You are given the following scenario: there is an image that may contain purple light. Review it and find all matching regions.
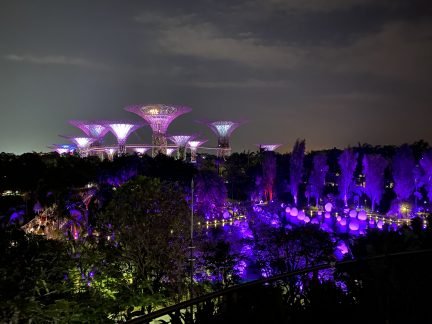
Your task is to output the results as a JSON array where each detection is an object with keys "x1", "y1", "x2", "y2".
[
  {"x1": 257, "y1": 144, "x2": 282, "y2": 151},
  {"x1": 69, "y1": 120, "x2": 109, "y2": 139},
  {"x1": 201, "y1": 120, "x2": 244, "y2": 157},
  {"x1": 169, "y1": 135, "x2": 195, "y2": 146},
  {"x1": 188, "y1": 139, "x2": 207, "y2": 162},
  {"x1": 125, "y1": 104, "x2": 191, "y2": 156},
  {"x1": 49, "y1": 144, "x2": 76, "y2": 154},
  {"x1": 166, "y1": 148, "x2": 176, "y2": 156},
  {"x1": 134, "y1": 147, "x2": 150, "y2": 155},
  {"x1": 105, "y1": 122, "x2": 143, "y2": 154}
]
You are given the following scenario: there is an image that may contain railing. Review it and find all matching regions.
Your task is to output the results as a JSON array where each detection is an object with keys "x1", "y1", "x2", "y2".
[{"x1": 127, "y1": 248, "x2": 432, "y2": 323}]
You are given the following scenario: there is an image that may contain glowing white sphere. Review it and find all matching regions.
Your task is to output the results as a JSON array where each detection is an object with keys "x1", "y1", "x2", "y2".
[
  {"x1": 304, "y1": 216, "x2": 310, "y2": 223},
  {"x1": 336, "y1": 216, "x2": 342, "y2": 222},
  {"x1": 349, "y1": 219, "x2": 360, "y2": 231},
  {"x1": 377, "y1": 220, "x2": 384, "y2": 229},
  {"x1": 325, "y1": 212, "x2": 331, "y2": 219},
  {"x1": 349, "y1": 210, "x2": 357, "y2": 218},
  {"x1": 340, "y1": 218, "x2": 347, "y2": 226},
  {"x1": 297, "y1": 210, "x2": 305, "y2": 221},
  {"x1": 285, "y1": 207, "x2": 291, "y2": 214},
  {"x1": 358, "y1": 210, "x2": 367, "y2": 221},
  {"x1": 223, "y1": 211, "x2": 230, "y2": 219},
  {"x1": 369, "y1": 219, "x2": 375, "y2": 225},
  {"x1": 324, "y1": 202, "x2": 333, "y2": 212},
  {"x1": 290, "y1": 207, "x2": 298, "y2": 217},
  {"x1": 317, "y1": 211, "x2": 323, "y2": 216}
]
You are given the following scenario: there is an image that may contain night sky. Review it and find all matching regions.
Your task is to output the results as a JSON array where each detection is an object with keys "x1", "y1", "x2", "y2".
[{"x1": 1, "y1": 0, "x2": 431, "y2": 154}]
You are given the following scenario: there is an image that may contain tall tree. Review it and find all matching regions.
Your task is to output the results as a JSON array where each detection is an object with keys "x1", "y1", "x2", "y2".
[
  {"x1": 262, "y1": 151, "x2": 277, "y2": 201},
  {"x1": 338, "y1": 149, "x2": 358, "y2": 207},
  {"x1": 392, "y1": 144, "x2": 416, "y2": 203},
  {"x1": 289, "y1": 139, "x2": 305, "y2": 205},
  {"x1": 307, "y1": 153, "x2": 328, "y2": 206},
  {"x1": 363, "y1": 154, "x2": 388, "y2": 211},
  {"x1": 420, "y1": 149, "x2": 432, "y2": 203},
  {"x1": 98, "y1": 176, "x2": 191, "y2": 318}
]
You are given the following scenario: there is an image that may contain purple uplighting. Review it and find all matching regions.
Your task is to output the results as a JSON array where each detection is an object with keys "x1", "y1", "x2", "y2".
[{"x1": 125, "y1": 104, "x2": 191, "y2": 156}]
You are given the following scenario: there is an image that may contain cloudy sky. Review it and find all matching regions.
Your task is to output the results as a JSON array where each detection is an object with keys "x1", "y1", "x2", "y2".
[{"x1": 1, "y1": 0, "x2": 431, "y2": 153}]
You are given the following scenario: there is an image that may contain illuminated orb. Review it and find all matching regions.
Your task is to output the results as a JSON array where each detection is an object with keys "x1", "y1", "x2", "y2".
[
  {"x1": 311, "y1": 217, "x2": 320, "y2": 225},
  {"x1": 349, "y1": 219, "x2": 359, "y2": 231},
  {"x1": 297, "y1": 210, "x2": 305, "y2": 221},
  {"x1": 285, "y1": 207, "x2": 291, "y2": 214},
  {"x1": 377, "y1": 220, "x2": 384, "y2": 229},
  {"x1": 223, "y1": 211, "x2": 230, "y2": 219},
  {"x1": 336, "y1": 216, "x2": 342, "y2": 222},
  {"x1": 290, "y1": 207, "x2": 298, "y2": 217},
  {"x1": 340, "y1": 218, "x2": 347, "y2": 226},
  {"x1": 317, "y1": 211, "x2": 323, "y2": 216},
  {"x1": 349, "y1": 210, "x2": 357, "y2": 218},
  {"x1": 325, "y1": 212, "x2": 331, "y2": 219},
  {"x1": 369, "y1": 219, "x2": 375, "y2": 225},
  {"x1": 304, "y1": 216, "x2": 310, "y2": 223},
  {"x1": 324, "y1": 202, "x2": 333, "y2": 212},
  {"x1": 358, "y1": 210, "x2": 367, "y2": 221}
]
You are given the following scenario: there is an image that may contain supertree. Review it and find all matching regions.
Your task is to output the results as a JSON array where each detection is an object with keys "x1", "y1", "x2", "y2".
[
  {"x1": 69, "y1": 120, "x2": 109, "y2": 145},
  {"x1": 257, "y1": 144, "x2": 282, "y2": 152},
  {"x1": 60, "y1": 136, "x2": 96, "y2": 157},
  {"x1": 166, "y1": 148, "x2": 177, "y2": 157},
  {"x1": 104, "y1": 121, "x2": 143, "y2": 155},
  {"x1": 134, "y1": 147, "x2": 150, "y2": 155},
  {"x1": 48, "y1": 144, "x2": 76, "y2": 155},
  {"x1": 202, "y1": 120, "x2": 244, "y2": 158},
  {"x1": 125, "y1": 104, "x2": 192, "y2": 156},
  {"x1": 188, "y1": 140, "x2": 207, "y2": 163},
  {"x1": 169, "y1": 135, "x2": 196, "y2": 160}
]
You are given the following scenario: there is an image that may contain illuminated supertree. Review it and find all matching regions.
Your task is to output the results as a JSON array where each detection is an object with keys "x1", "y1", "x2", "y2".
[
  {"x1": 105, "y1": 147, "x2": 117, "y2": 161},
  {"x1": 166, "y1": 148, "x2": 177, "y2": 157},
  {"x1": 169, "y1": 134, "x2": 196, "y2": 160},
  {"x1": 257, "y1": 144, "x2": 282, "y2": 152},
  {"x1": 104, "y1": 122, "x2": 143, "y2": 155},
  {"x1": 203, "y1": 120, "x2": 244, "y2": 158},
  {"x1": 69, "y1": 120, "x2": 109, "y2": 144},
  {"x1": 48, "y1": 144, "x2": 76, "y2": 155},
  {"x1": 60, "y1": 136, "x2": 96, "y2": 157},
  {"x1": 125, "y1": 104, "x2": 192, "y2": 156},
  {"x1": 134, "y1": 147, "x2": 150, "y2": 155},
  {"x1": 188, "y1": 139, "x2": 207, "y2": 163}
]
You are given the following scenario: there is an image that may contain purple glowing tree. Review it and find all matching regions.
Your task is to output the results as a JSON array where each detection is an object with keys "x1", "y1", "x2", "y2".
[
  {"x1": 203, "y1": 120, "x2": 244, "y2": 158},
  {"x1": 289, "y1": 139, "x2": 305, "y2": 205},
  {"x1": 188, "y1": 139, "x2": 207, "y2": 163},
  {"x1": 169, "y1": 134, "x2": 196, "y2": 160},
  {"x1": 134, "y1": 147, "x2": 150, "y2": 155},
  {"x1": 69, "y1": 120, "x2": 109, "y2": 144},
  {"x1": 307, "y1": 153, "x2": 329, "y2": 207},
  {"x1": 48, "y1": 144, "x2": 76, "y2": 155},
  {"x1": 363, "y1": 154, "x2": 388, "y2": 211},
  {"x1": 257, "y1": 144, "x2": 282, "y2": 152},
  {"x1": 60, "y1": 136, "x2": 96, "y2": 157},
  {"x1": 104, "y1": 122, "x2": 143, "y2": 155},
  {"x1": 262, "y1": 151, "x2": 277, "y2": 201},
  {"x1": 125, "y1": 104, "x2": 192, "y2": 156},
  {"x1": 392, "y1": 144, "x2": 416, "y2": 203},
  {"x1": 338, "y1": 149, "x2": 358, "y2": 207},
  {"x1": 420, "y1": 150, "x2": 432, "y2": 203}
]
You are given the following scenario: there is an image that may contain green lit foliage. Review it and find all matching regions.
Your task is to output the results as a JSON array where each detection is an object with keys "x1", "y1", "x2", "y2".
[{"x1": 97, "y1": 176, "x2": 191, "y2": 319}]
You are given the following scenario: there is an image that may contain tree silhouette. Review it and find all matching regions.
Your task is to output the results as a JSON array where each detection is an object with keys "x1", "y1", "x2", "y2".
[
  {"x1": 363, "y1": 154, "x2": 388, "y2": 211},
  {"x1": 289, "y1": 139, "x2": 305, "y2": 206},
  {"x1": 337, "y1": 149, "x2": 358, "y2": 207},
  {"x1": 307, "y1": 153, "x2": 328, "y2": 207},
  {"x1": 392, "y1": 144, "x2": 416, "y2": 203}
]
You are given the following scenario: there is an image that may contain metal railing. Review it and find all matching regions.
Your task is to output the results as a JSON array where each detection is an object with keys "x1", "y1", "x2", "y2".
[{"x1": 128, "y1": 248, "x2": 432, "y2": 323}]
